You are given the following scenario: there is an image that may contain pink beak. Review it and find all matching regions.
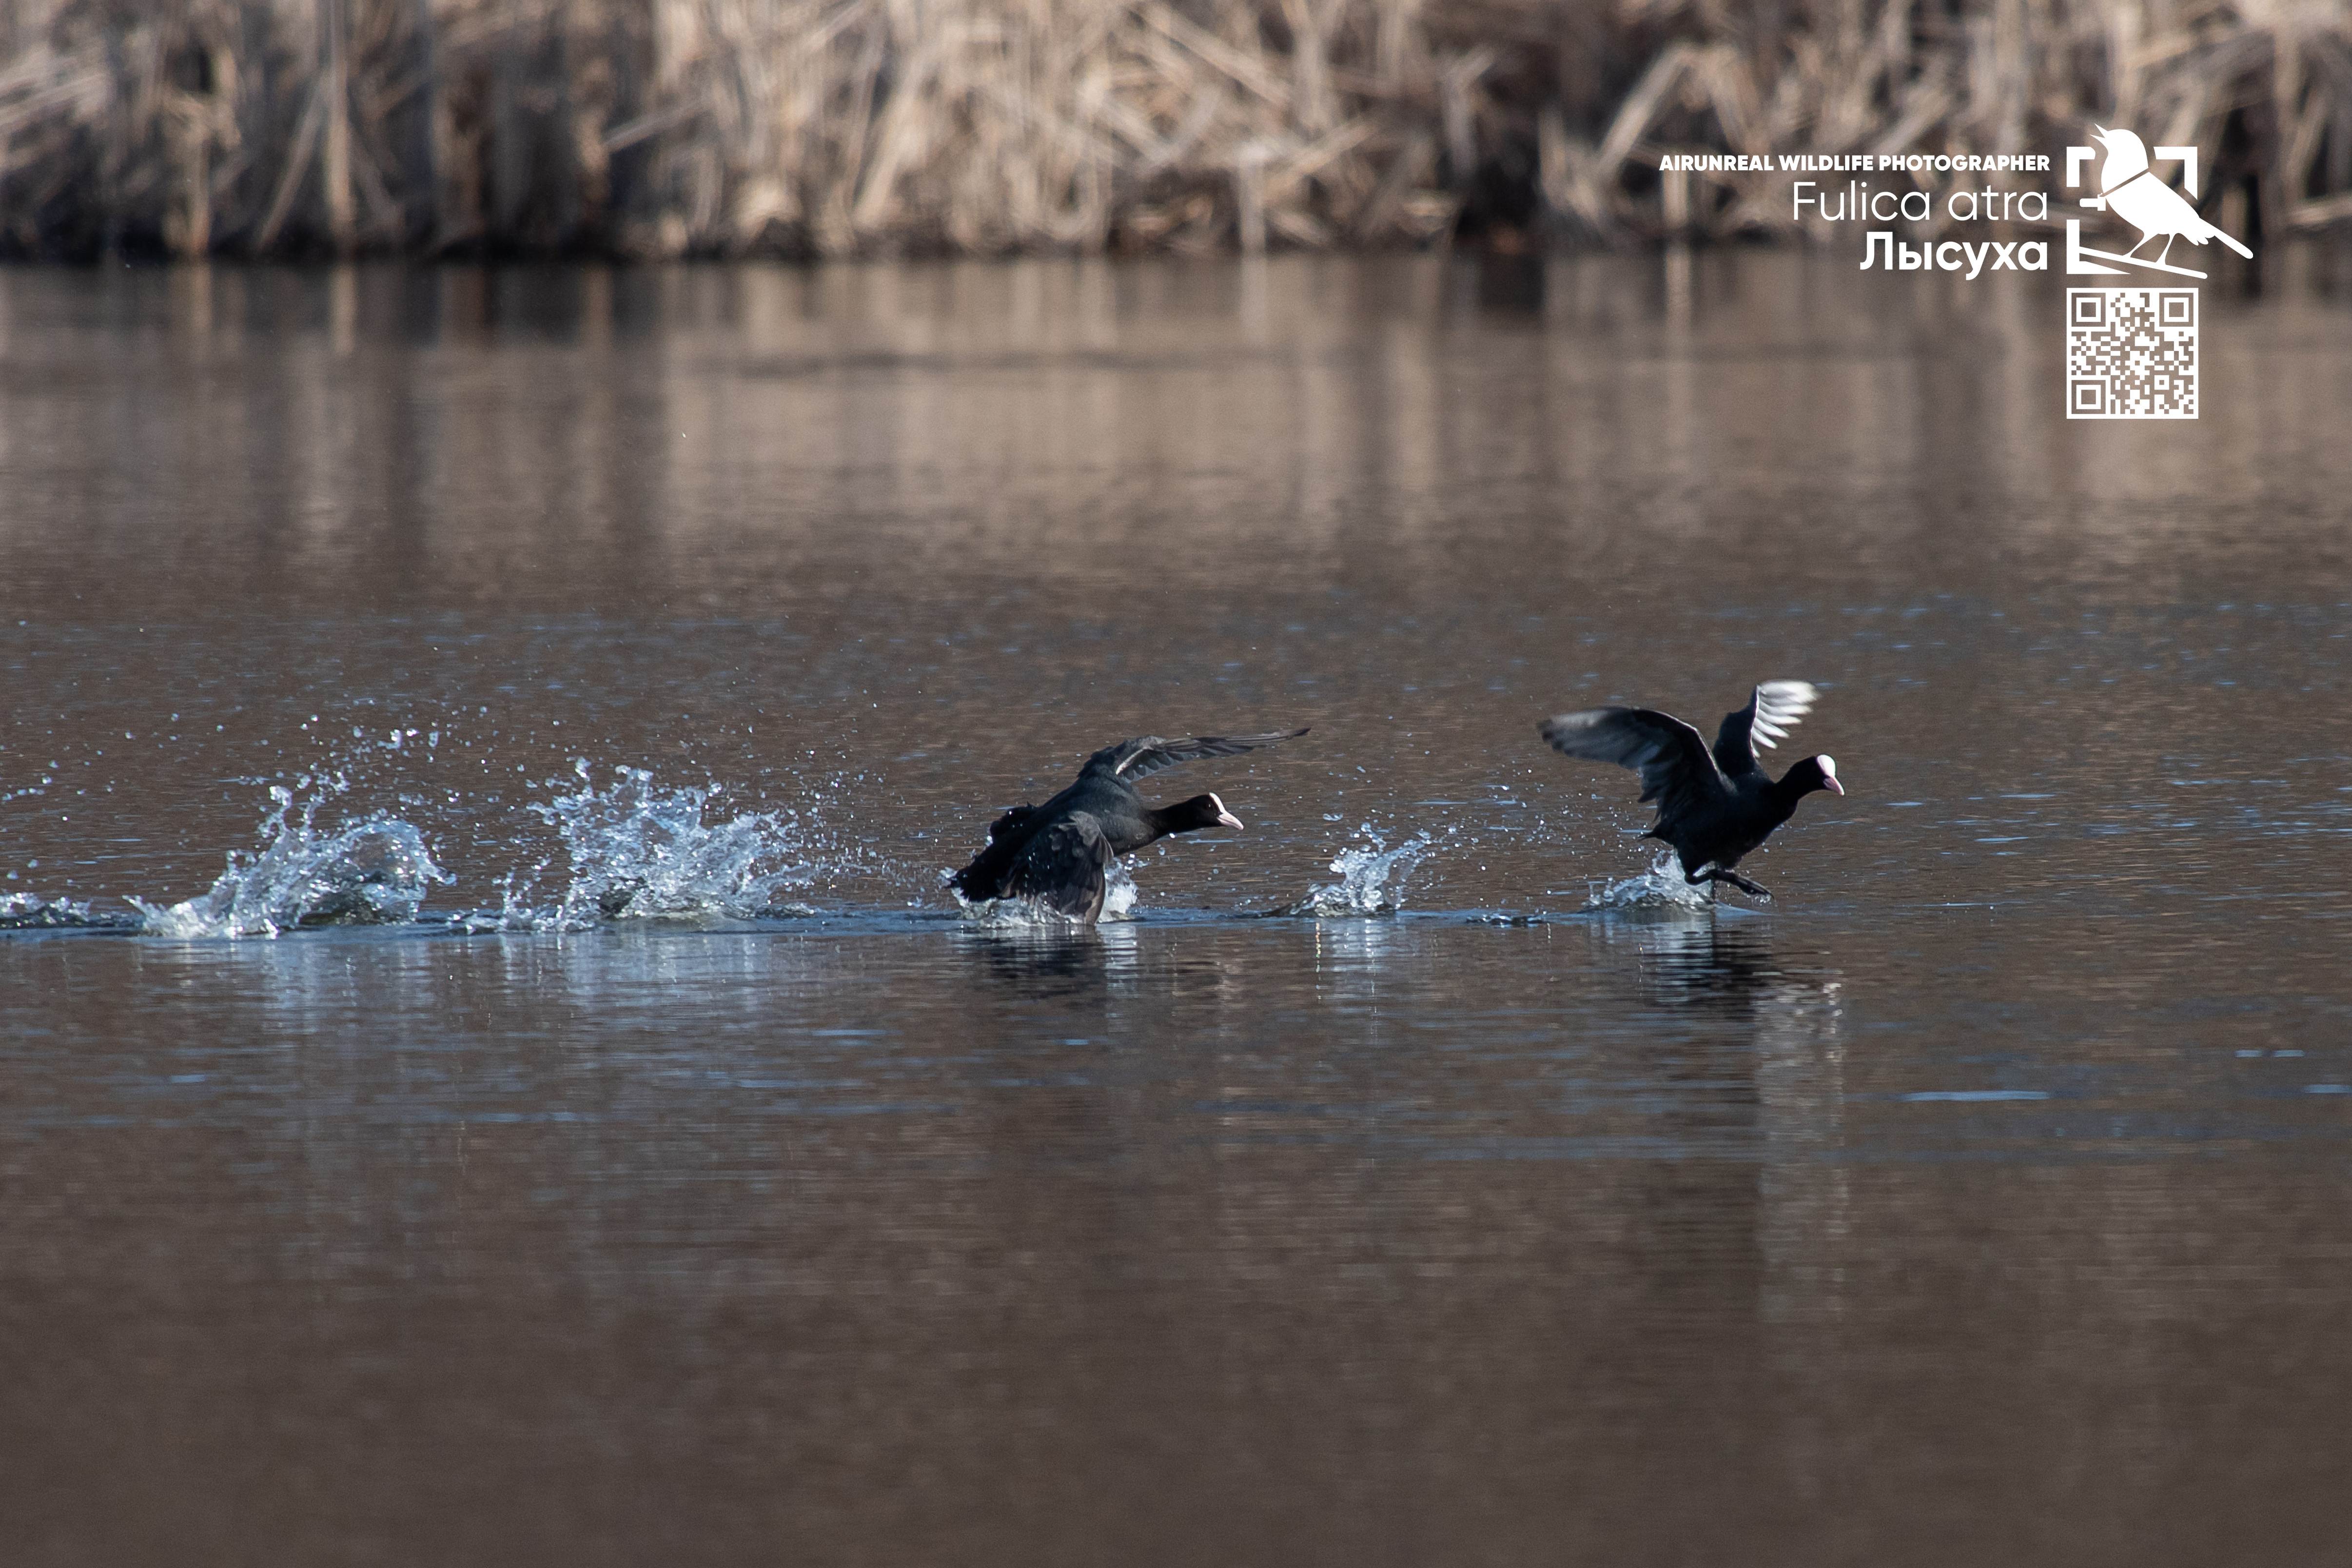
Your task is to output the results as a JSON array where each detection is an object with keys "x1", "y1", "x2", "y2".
[
  {"x1": 1823, "y1": 776, "x2": 1844, "y2": 795},
  {"x1": 1217, "y1": 809, "x2": 1245, "y2": 830}
]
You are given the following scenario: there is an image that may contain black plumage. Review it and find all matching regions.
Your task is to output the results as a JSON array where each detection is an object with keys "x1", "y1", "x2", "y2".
[
  {"x1": 951, "y1": 730, "x2": 1309, "y2": 921},
  {"x1": 1539, "y1": 681, "x2": 1842, "y2": 901}
]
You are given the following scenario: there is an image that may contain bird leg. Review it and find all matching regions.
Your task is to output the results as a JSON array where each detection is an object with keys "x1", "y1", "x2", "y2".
[
  {"x1": 1688, "y1": 867, "x2": 1772, "y2": 902},
  {"x1": 2120, "y1": 232, "x2": 2155, "y2": 258},
  {"x1": 2156, "y1": 232, "x2": 2177, "y2": 267}
]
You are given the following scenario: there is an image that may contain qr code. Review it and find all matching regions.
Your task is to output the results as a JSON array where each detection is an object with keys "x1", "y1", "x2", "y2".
[{"x1": 2066, "y1": 288, "x2": 2196, "y2": 418}]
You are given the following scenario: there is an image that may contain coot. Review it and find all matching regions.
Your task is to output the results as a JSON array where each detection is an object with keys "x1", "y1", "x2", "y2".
[
  {"x1": 951, "y1": 730, "x2": 1309, "y2": 921},
  {"x1": 1539, "y1": 681, "x2": 1841, "y2": 901}
]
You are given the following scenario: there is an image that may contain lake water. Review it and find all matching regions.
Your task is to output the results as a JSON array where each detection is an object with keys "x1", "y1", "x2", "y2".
[{"x1": 3, "y1": 250, "x2": 2350, "y2": 1565}]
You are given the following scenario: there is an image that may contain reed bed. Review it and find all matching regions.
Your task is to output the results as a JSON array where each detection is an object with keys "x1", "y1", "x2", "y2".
[{"x1": 0, "y1": 0, "x2": 2346, "y2": 259}]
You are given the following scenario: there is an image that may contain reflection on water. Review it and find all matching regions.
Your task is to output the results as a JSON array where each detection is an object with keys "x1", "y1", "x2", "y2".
[
  {"x1": 955, "y1": 919, "x2": 1144, "y2": 1000},
  {"x1": 3, "y1": 249, "x2": 2352, "y2": 1564},
  {"x1": 1632, "y1": 918, "x2": 1790, "y2": 1010}
]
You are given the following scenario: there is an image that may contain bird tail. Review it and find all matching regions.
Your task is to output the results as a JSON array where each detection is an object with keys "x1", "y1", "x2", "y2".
[{"x1": 2211, "y1": 225, "x2": 2253, "y2": 259}]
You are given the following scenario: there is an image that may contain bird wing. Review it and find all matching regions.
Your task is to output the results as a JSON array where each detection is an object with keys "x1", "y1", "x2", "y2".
[
  {"x1": 1084, "y1": 728, "x2": 1310, "y2": 782},
  {"x1": 1006, "y1": 812, "x2": 1115, "y2": 922},
  {"x1": 949, "y1": 803, "x2": 1038, "y2": 902},
  {"x1": 1540, "y1": 707, "x2": 1723, "y2": 823},
  {"x1": 1711, "y1": 681, "x2": 1819, "y2": 777}
]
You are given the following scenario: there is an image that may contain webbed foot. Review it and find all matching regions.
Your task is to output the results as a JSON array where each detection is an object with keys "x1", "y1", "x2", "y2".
[{"x1": 1689, "y1": 867, "x2": 1772, "y2": 902}]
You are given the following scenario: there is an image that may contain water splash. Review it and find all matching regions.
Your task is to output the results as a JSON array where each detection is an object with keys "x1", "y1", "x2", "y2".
[
  {"x1": 945, "y1": 855, "x2": 1139, "y2": 927},
  {"x1": 1584, "y1": 849, "x2": 1717, "y2": 915},
  {"x1": 0, "y1": 892, "x2": 137, "y2": 930},
  {"x1": 955, "y1": 897, "x2": 1079, "y2": 929},
  {"x1": 520, "y1": 762, "x2": 843, "y2": 926},
  {"x1": 131, "y1": 785, "x2": 450, "y2": 938},
  {"x1": 1101, "y1": 860, "x2": 1139, "y2": 921},
  {"x1": 1283, "y1": 826, "x2": 1437, "y2": 916}
]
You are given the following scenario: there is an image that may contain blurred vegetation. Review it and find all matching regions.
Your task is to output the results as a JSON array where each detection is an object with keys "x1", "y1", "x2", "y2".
[{"x1": 0, "y1": 0, "x2": 2345, "y2": 259}]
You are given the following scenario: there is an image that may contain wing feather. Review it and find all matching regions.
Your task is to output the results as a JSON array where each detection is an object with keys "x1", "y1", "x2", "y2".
[
  {"x1": 949, "y1": 803, "x2": 1037, "y2": 902},
  {"x1": 1711, "y1": 681, "x2": 1818, "y2": 777},
  {"x1": 1006, "y1": 813, "x2": 1115, "y2": 922},
  {"x1": 1540, "y1": 707, "x2": 1722, "y2": 825},
  {"x1": 1085, "y1": 728, "x2": 1310, "y2": 782}
]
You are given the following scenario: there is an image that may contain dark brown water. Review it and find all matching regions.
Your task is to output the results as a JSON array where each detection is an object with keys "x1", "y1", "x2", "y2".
[{"x1": 3, "y1": 252, "x2": 2350, "y2": 1566}]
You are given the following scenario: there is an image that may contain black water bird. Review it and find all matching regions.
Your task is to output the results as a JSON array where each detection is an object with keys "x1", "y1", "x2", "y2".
[
  {"x1": 1539, "y1": 681, "x2": 1842, "y2": 901},
  {"x1": 950, "y1": 730, "x2": 1309, "y2": 922}
]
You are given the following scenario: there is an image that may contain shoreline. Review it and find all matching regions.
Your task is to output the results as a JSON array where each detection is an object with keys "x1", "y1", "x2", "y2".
[{"x1": 0, "y1": 2, "x2": 2344, "y2": 263}]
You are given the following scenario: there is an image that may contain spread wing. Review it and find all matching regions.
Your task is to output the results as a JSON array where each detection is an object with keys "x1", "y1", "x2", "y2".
[
  {"x1": 1083, "y1": 728, "x2": 1310, "y2": 783},
  {"x1": 1006, "y1": 813, "x2": 1116, "y2": 922},
  {"x1": 1711, "y1": 681, "x2": 1817, "y2": 778},
  {"x1": 1540, "y1": 706, "x2": 1722, "y2": 825},
  {"x1": 949, "y1": 803, "x2": 1038, "y2": 902}
]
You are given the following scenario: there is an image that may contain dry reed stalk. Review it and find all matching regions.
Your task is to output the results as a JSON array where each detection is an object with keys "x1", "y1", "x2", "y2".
[{"x1": 0, "y1": 0, "x2": 2342, "y2": 258}]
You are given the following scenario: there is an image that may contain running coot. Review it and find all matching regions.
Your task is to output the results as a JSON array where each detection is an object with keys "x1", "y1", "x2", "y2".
[
  {"x1": 951, "y1": 730, "x2": 1310, "y2": 922},
  {"x1": 1539, "y1": 681, "x2": 1841, "y2": 901}
]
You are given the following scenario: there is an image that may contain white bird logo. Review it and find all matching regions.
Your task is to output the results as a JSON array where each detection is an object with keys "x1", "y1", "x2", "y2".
[{"x1": 2088, "y1": 126, "x2": 2253, "y2": 269}]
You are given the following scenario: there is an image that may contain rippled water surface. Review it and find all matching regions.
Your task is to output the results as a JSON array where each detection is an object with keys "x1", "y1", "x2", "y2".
[{"x1": 5, "y1": 252, "x2": 2351, "y2": 1565}]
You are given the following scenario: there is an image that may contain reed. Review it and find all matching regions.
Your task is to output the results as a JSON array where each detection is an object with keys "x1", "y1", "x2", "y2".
[{"x1": 0, "y1": 0, "x2": 2345, "y2": 259}]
